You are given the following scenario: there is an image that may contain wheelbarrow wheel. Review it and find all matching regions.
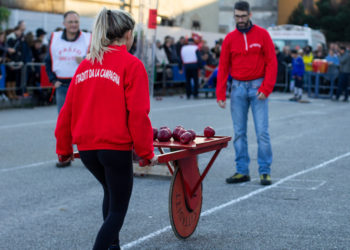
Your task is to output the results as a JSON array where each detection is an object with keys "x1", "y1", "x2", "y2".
[{"x1": 169, "y1": 167, "x2": 202, "y2": 239}]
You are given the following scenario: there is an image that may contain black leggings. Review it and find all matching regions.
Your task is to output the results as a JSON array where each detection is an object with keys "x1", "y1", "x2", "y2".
[{"x1": 79, "y1": 150, "x2": 133, "y2": 250}]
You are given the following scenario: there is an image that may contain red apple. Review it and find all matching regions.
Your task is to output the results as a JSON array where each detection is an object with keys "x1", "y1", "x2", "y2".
[
  {"x1": 180, "y1": 132, "x2": 193, "y2": 144},
  {"x1": 178, "y1": 128, "x2": 187, "y2": 138},
  {"x1": 204, "y1": 126, "x2": 215, "y2": 138},
  {"x1": 187, "y1": 129, "x2": 196, "y2": 140},
  {"x1": 153, "y1": 127, "x2": 158, "y2": 140},
  {"x1": 172, "y1": 126, "x2": 185, "y2": 141},
  {"x1": 160, "y1": 126, "x2": 172, "y2": 135},
  {"x1": 157, "y1": 128, "x2": 172, "y2": 142}
]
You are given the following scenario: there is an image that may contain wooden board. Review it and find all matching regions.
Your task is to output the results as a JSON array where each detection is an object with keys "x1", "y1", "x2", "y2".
[
  {"x1": 133, "y1": 163, "x2": 172, "y2": 177},
  {"x1": 154, "y1": 135, "x2": 231, "y2": 150}
]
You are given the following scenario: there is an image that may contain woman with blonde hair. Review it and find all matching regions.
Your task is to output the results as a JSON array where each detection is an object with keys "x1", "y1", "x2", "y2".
[{"x1": 55, "y1": 7, "x2": 157, "y2": 249}]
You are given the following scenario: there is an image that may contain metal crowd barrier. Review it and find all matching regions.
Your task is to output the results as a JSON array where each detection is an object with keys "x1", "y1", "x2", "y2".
[
  {"x1": 306, "y1": 71, "x2": 338, "y2": 99},
  {"x1": 21, "y1": 62, "x2": 54, "y2": 91},
  {"x1": 274, "y1": 64, "x2": 343, "y2": 99},
  {"x1": 1, "y1": 61, "x2": 346, "y2": 100},
  {"x1": 0, "y1": 62, "x2": 54, "y2": 94},
  {"x1": 274, "y1": 62, "x2": 291, "y2": 92},
  {"x1": 154, "y1": 63, "x2": 186, "y2": 95},
  {"x1": 0, "y1": 62, "x2": 24, "y2": 91}
]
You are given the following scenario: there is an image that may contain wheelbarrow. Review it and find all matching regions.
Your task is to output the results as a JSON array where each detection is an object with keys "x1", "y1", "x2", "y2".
[
  {"x1": 74, "y1": 135, "x2": 231, "y2": 239},
  {"x1": 139, "y1": 135, "x2": 231, "y2": 239}
]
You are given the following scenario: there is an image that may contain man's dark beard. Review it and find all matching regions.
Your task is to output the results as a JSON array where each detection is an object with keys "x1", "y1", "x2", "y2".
[{"x1": 237, "y1": 20, "x2": 250, "y2": 29}]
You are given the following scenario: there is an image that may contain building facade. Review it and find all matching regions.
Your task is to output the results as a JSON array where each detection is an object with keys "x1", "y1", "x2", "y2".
[
  {"x1": 1, "y1": 0, "x2": 281, "y2": 34},
  {"x1": 219, "y1": 0, "x2": 278, "y2": 33}
]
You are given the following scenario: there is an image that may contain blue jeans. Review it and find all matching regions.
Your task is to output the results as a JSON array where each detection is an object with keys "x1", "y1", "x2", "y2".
[
  {"x1": 56, "y1": 84, "x2": 69, "y2": 114},
  {"x1": 230, "y1": 78, "x2": 272, "y2": 175},
  {"x1": 336, "y1": 72, "x2": 349, "y2": 101}
]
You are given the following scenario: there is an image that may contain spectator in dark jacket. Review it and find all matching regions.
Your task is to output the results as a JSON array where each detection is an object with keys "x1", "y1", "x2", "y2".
[
  {"x1": 175, "y1": 36, "x2": 185, "y2": 59},
  {"x1": 36, "y1": 28, "x2": 48, "y2": 46},
  {"x1": 163, "y1": 36, "x2": 178, "y2": 64},
  {"x1": 0, "y1": 31, "x2": 11, "y2": 101},
  {"x1": 211, "y1": 41, "x2": 221, "y2": 60},
  {"x1": 6, "y1": 26, "x2": 25, "y2": 99},
  {"x1": 275, "y1": 45, "x2": 286, "y2": 84},
  {"x1": 335, "y1": 46, "x2": 350, "y2": 102}
]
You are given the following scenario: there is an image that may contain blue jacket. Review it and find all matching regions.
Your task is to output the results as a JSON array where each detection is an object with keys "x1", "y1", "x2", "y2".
[{"x1": 292, "y1": 56, "x2": 304, "y2": 77}]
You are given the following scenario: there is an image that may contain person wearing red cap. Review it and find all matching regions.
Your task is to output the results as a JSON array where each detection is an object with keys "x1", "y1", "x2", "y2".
[{"x1": 55, "y1": 8, "x2": 157, "y2": 250}]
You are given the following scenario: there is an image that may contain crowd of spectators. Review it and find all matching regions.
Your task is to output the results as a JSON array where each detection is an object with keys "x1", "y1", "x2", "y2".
[
  {"x1": 0, "y1": 20, "x2": 49, "y2": 104},
  {"x1": 275, "y1": 42, "x2": 350, "y2": 101},
  {"x1": 0, "y1": 23, "x2": 223, "y2": 104},
  {"x1": 2, "y1": 19, "x2": 347, "y2": 104},
  {"x1": 153, "y1": 35, "x2": 223, "y2": 88}
]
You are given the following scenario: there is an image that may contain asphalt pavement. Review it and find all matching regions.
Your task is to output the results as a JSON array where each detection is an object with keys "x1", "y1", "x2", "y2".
[{"x1": 0, "y1": 92, "x2": 349, "y2": 250}]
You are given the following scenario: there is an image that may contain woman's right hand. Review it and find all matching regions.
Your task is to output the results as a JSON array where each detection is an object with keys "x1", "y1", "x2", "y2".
[
  {"x1": 149, "y1": 155, "x2": 158, "y2": 166},
  {"x1": 139, "y1": 155, "x2": 158, "y2": 167}
]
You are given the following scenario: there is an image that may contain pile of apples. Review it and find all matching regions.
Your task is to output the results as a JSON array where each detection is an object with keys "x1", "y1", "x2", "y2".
[{"x1": 153, "y1": 126, "x2": 215, "y2": 144}]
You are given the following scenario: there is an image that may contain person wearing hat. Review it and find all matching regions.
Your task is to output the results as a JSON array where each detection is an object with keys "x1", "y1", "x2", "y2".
[
  {"x1": 36, "y1": 28, "x2": 48, "y2": 45},
  {"x1": 179, "y1": 38, "x2": 203, "y2": 99}
]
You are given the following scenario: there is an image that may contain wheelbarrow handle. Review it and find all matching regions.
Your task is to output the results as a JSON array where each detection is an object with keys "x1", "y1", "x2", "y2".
[{"x1": 138, "y1": 158, "x2": 150, "y2": 167}]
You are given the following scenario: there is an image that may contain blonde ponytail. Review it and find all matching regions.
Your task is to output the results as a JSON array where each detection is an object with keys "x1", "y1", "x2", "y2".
[{"x1": 87, "y1": 7, "x2": 135, "y2": 64}]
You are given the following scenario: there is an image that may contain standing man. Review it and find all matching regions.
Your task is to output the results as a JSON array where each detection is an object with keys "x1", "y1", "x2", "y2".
[
  {"x1": 179, "y1": 38, "x2": 202, "y2": 99},
  {"x1": 335, "y1": 46, "x2": 350, "y2": 102},
  {"x1": 45, "y1": 10, "x2": 91, "y2": 114},
  {"x1": 216, "y1": 1, "x2": 277, "y2": 185},
  {"x1": 45, "y1": 10, "x2": 91, "y2": 167}
]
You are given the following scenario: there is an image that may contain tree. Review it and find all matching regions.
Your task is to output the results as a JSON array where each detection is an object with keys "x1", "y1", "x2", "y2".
[
  {"x1": 288, "y1": 0, "x2": 350, "y2": 42},
  {"x1": 0, "y1": 7, "x2": 11, "y2": 31}
]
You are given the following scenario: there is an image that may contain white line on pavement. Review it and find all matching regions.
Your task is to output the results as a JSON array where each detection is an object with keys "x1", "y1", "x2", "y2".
[
  {"x1": 121, "y1": 151, "x2": 350, "y2": 249},
  {"x1": 0, "y1": 160, "x2": 57, "y2": 172},
  {"x1": 151, "y1": 102, "x2": 214, "y2": 112},
  {"x1": 0, "y1": 120, "x2": 56, "y2": 130},
  {"x1": 0, "y1": 103, "x2": 214, "y2": 130}
]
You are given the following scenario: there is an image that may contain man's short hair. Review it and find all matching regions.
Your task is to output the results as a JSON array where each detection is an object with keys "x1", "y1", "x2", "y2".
[
  {"x1": 339, "y1": 46, "x2": 346, "y2": 51},
  {"x1": 64, "y1": 10, "x2": 79, "y2": 19},
  {"x1": 234, "y1": 1, "x2": 250, "y2": 13},
  {"x1": 291, "y1": 49, "x2": 297, "y2": 54}
]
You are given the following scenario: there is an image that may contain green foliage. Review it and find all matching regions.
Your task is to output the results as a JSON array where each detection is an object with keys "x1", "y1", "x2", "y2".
[
  {"x1": 0, "y1": 7, "x2": 11, "y2": 31},
  {"x1": 288, "y1": 0, "x2": 350, "y2": 42},
  {"x1": 288, "y1": 3, "x2": 306, "y2": 26}
]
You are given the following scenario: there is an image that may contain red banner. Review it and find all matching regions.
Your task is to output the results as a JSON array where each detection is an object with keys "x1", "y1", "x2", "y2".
[{"x1": 148, "y1": 9, "x2": 157, "y2": 29}]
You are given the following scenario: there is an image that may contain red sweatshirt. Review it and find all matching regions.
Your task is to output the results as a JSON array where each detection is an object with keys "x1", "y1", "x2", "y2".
[
  {"x1": 216, "y1": 25, "x2": 277, "y2": 101},
  {"x1": 55, "y1": 45, "x2": 154, "y2": 160}
]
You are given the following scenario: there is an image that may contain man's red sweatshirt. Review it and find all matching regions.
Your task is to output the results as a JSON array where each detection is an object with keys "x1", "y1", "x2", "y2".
[
  {"x1": 55, "y1": 45, "x2": 154, "y2": 160},
  {"x1": 216, "y1": 25, "x2": 277, "y2": 101}
]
